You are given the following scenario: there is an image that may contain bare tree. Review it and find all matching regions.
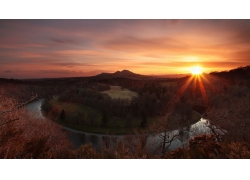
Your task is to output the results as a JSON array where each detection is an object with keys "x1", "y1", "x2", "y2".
[
  {"x1": 156, "y1": 122, "x2": 180, "y2": 156},
  {"x1": 0, "y1": 95, "x2": 72, "y2": 158},
  {"x1": 205, "y1": 85, "x2": 250, "y2": 144}
]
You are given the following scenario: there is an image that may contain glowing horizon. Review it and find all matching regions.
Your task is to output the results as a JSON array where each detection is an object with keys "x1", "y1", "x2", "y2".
[
  {"x1": 0, "y1": 20, "x2": 250, "y2": 79},
  {"x1": 191, "y1": 66, "x2": 203, "y2": 75}
]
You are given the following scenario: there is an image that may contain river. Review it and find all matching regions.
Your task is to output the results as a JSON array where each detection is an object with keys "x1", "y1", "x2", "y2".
[{"x1": 26, "y1": 99, "x2": 211, "y2": 152}]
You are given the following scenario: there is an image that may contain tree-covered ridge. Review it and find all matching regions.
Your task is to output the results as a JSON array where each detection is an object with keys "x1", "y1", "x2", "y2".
[{"x1": 210, "y1": 65, "x2": 250, "y2": 80}]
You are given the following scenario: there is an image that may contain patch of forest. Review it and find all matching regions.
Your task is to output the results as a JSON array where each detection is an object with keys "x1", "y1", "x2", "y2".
[{"x1": 41, "y1": 79, "x2": 200, "y2": 134}]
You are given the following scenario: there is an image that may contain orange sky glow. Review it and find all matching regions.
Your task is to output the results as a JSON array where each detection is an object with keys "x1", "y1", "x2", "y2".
[{"x1": 0, "y1": 20, "x2": 249, "y2": 78}]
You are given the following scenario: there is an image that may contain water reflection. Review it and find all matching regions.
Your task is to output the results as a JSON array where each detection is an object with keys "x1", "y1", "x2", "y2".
[{"x1": 26, "y1": 99, "x2": 44, "y2": 118}]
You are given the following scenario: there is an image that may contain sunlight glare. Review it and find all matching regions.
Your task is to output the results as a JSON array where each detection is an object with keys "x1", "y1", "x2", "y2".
[{"x1": 191, "y1": 66, "x2": 202, "y2": 75}]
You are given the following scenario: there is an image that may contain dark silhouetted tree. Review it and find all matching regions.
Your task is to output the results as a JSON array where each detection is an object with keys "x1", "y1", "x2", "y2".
[
  {"x1": 88, "y1": 111, "x2": 98, "y2": 125},
  {"x1": 101, "y1": 110, "x2": 108, "y2": 127},
  {"x1": 60, "y1": 109, "x2": 66, "y2": 122},
  {"x1": 41, "y1": 99, "x2": 51, "y2": 113},
  {"x1": 140, "y1": 110, "x2": 147, "y2": 128}
]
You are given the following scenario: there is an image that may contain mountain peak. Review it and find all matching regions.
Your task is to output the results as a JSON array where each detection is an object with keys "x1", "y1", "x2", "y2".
[
  {"x1": 121, "y1": 69, "x2": 131, "y2": 73},
  {"x1": 114, "y1": 70, "x2": 134, "y2": 75},
  {"x1": 95, "y1": 69, "x2": 149, "y2": 79}
]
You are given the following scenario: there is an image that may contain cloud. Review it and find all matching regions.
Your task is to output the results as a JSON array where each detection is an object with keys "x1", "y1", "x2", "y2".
[
  {"x1": 50, "y1": 38, "x2": 77, "y2": 44},
  {"x1": 170, "y1": 19, "x2": 180, "y2": 25},
  {"x1": 102, "y1": 36, "x2": 188, "y2": 53},
  {"x1": 0, "y1": 20, "x2": 250, "y2": 78},
  {"x1": 3, "y1": 70, "x2": 12, "y2": 73}
]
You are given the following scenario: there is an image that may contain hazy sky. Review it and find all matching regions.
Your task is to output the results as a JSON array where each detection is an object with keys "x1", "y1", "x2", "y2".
[{"x1": 0, "y1": 19, "x2": 250, "y2": 78}]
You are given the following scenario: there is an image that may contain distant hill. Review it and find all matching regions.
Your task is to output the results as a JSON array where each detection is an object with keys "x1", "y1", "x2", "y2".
[
  {"x1": 209, "y1": 65, "x2": 250, "y2": 79},
  {"x1": 150, "y1": 74, "x2": 191, "y2": 78},
  {"x1": 94, "y1": 70, "x2": 152, "y2": 79}
]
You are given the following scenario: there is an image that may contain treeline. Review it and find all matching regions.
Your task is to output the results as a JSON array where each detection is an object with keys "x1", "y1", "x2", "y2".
[
  {"x1": 0, "y1": 82, "x2": 68, "y2": 103},
  {"x1": 89, "y1": 77, "x2": 146, "y2": 92},
  {"x1": 54, "y1": 84, "x2": 192, "y2": 121},
  {"x1": 89, "y1": 76, "x2": 184, "y2": 93},
  {"x1": 56, "y1": 87, "x2": 160, "y2": 118},
  {"x1": 210, "y1": 65, "x2": 250, "y2": 80},
  {"x1": 0, "y1": 79, "x2": 110, "y2": 104},
  {"x1": 0, "y1": 76, "x2": 89, "y2": 86}
]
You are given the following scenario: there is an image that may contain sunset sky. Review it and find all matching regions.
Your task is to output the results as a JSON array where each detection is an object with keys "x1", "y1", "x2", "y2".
[{"x1": 0, "y1": 19, "x2": 250, "y2": 79}]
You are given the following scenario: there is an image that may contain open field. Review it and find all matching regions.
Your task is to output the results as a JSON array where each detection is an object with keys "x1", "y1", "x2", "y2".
[{"x1": 102, "y1": 86, "x2": 138, "y2": 100}]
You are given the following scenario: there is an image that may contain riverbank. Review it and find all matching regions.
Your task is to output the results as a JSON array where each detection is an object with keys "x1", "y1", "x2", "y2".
[
  {"x1": 27, "y1": 98, "x2": 201, "y2": 135},
  {"x1": 26, "y1": 99, "x2": 207, "y2": 151},
  {"x1": 44, "y1": 97, "x2": 201, "y2": 135}
]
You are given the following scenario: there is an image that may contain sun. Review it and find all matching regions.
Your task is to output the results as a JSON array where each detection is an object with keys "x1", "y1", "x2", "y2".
[{"x1": 191, "y1": 66, "x2": 202, "y2": 75}]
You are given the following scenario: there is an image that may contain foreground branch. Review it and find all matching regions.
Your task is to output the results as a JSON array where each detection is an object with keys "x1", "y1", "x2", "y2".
[
  {"x1": 0, "y1": 95, "x2": 38, "y2": 115},
  {"x1": 158, "y1": 131, "x2": 179, "y2": 155},
  {"x1": 0, "y1": 117, "x2": 19, "y2": 127},
  {"x1": 0, "y1": 88, "x2": 3, "y2": 98}
]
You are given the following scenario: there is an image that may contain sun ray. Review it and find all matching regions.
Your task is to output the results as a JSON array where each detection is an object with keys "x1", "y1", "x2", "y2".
[
  {"x1": 192, "y1": 75, "x2": 198, "y2": 94},
  {"x1": 199, "y1": 74, "x2": 210, "y2": 84},
  {"x1": 200, "y1": 74, "x2": 221, "y2": 93},
  {"x1": 157, "y1": 75, "x2": 195, "y2": 127},
  {"x1": 160, "y1": 70, "x2": 212, "y2": 125},
  {"x1": 165, "y1": 76, "x2": 194, "y2": 115},
  {"x1": 197, "y1": 75, "x2": 210, "y2": 108}
]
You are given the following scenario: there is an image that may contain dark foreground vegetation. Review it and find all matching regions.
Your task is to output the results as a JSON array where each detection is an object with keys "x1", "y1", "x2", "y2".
[{"x1": 0, "y1": 66, "x2": 250, "y2": 158}]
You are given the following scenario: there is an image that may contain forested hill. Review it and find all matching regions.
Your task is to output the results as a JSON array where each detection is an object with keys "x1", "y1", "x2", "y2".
[
  {"x1": 94, "y1": 70, "x2": 151, "y2": 79},
  {"x1": 209, "y1": 65, "x2": 250, "y2": 80}
]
